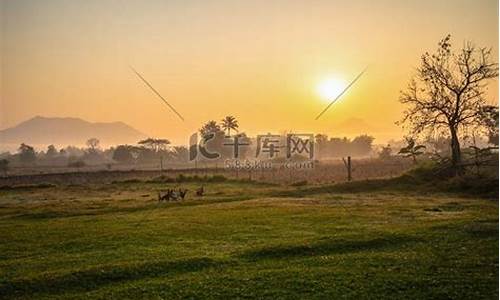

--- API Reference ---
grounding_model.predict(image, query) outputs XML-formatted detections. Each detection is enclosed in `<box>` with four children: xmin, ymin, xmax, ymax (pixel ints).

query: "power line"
<box><xmin>130</xmin><ymin>66</ymin><xmax>185</xmax><ymax>121</ymax></box>
<box><xmin>315</xmin><ymin>66</ymin><xmax>368</xmax><ymax>120</ymax></box>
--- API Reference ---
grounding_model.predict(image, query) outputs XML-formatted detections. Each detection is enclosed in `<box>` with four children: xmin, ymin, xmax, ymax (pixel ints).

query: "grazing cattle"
<box><xmin>158</xmin><ymin>190</ymin><xmax>171</xmax><ymax>202</ymax></box>
<box><xmin>158</xmin><ymin>188</ymin><xmax>188</xmax><ymax>202</ymax></box>
<box><xmin>196</xmin><ymin>186</ymin><xmax>204</xmax><ymax>196</ymax></box>
<box><xmin>179</xmin><ymin>188</ymin><xmax>188</xmax><ymax>200</ymax></box>
<box><xmin>170</xmin><ymin>190</ymin><xmax>180</xmax><ymax>200</ymax></box>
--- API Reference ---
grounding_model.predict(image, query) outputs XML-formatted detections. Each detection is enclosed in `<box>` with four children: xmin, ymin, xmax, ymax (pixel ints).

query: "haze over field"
<box><xmin>1</xmin><ymin>0</ymin><xmax>498</xmax><ymax>145</ymax></box>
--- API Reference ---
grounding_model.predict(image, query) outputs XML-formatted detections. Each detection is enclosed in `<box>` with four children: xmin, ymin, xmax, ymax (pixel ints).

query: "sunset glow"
<box><xmin>317</xmin><ymin>77</ymin><xmax>348</xmax><ymax>102</ymax></box>
<box><xmin>1</xmin><ymin>0</ymin><xmax>498</xmax><ymax>146</ymax></box>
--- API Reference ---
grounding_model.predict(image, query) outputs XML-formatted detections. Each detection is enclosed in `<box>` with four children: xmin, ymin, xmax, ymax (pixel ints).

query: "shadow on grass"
<box><xmin>239</xmin><ymin>235</ymin><xmax>420</xmax><ymax>261</ymax></box>
<box><xmin>0</xmin><ymin>257</ymin><xmax>223</xmax><ymax>298</ymax></box>
<box><xmin>430</xmin><ymin>221</ymin><xmax>499</xmax><ymax>240</ymax></box>
<box><xmin>270</xmin><ymin>179</ymin><xmax>407</xmax><ymax>199</ymax></box>
<box><xmin>272</xmin><ymin>173</ymin><xmax>498</xmax><ymax>199</ymax></box>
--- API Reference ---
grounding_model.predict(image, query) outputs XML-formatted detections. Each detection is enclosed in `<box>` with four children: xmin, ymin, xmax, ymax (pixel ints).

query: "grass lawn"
<box><xmin>0</xmin><ymin>180</ymin><xmax>497</xmax><ymax>299</ymax></box>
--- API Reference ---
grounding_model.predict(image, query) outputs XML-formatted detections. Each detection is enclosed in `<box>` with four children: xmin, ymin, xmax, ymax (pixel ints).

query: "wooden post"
<box><xmin>342</xmin><ymin>156</ymin><xmax>352</xmax><ymax>182</ymax></box>
<box><xmin>347</xmin><ymin>156</ymin><xmax>352</xmax><ymax>181</ymax></box>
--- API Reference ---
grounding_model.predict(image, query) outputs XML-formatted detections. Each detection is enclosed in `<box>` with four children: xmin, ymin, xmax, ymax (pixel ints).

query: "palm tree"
<box><xmin>199</xmin><ymin>120</ymin><xmax>222</xmax><ymax>138</ymax></box>
<box><xmin>221</xmin><ymin>116</ymin><xmax>239</xmax><ymax>136</ymax></box>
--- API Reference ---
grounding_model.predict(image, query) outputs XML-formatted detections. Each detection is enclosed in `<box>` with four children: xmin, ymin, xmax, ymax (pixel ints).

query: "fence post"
<box><xmin>342</xmin><ymin>156</ymin><xmax>352</xmax><ymax>182</ymax></box>
<box><xmin>347</xmin><ymin>156</ymin><xmax>352</xmax><ymax>181</ymax></box>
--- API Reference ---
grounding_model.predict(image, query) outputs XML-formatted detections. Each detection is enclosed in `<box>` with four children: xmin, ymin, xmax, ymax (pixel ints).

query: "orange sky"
<box><xmin>1</xmin><ymin>0</ymin><xmax>498</xmax><ymax>146</ymax></box>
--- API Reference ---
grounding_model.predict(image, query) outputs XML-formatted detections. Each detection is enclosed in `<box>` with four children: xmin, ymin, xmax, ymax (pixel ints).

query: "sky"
<box><xmin>1</xmin><ymin>0</ymin><xmax>498</xmax><ymax>146</ymax></box>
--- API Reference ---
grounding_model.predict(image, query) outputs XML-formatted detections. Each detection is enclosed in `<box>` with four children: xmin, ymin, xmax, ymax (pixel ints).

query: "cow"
<box><xmin>195</xmin><ymin>186</ymin><xmax>204</xmax><ymax>197</ymax></box>
<box><xmin>158</xmin><ymin>188</ymin><xmax>189</xmax><ymax>202</ymax></box>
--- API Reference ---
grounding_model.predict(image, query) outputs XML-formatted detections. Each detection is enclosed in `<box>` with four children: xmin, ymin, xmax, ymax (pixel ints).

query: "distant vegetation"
<box><xmin>0</xmin><ymin>116</ymin><xmax>382</xmax><ymax>172</ymax></box>
<box><xmin>0</xmin><ymin>110</ymin><xmax>497</xmax><ymax>186</ymax></box>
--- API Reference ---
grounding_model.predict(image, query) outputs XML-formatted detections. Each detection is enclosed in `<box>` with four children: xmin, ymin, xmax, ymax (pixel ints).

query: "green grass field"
<box><xmin>0</xmin><ymin>179</ymin><xmax>497</xmax><ymax>299</ymax></box>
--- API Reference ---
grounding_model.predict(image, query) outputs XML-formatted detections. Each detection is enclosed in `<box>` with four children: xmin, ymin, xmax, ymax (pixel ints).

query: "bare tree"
<box><xmin>399</xmin><ymin>35</ymin><xmax>498</xmax><ymax>172</ymax></box>
<box><xmin>86</xmin><ymin>138</ymin><xmax>100</xmax><ymax>151</ymax></box>
<box><xmin>153</xmin><ymin>139</ymin><xmax>170</xmax><ymax>152</ymax></box>
<box><xmin>138</xmin><ymin>138</ymin><xmax>170</xmax><ymax>152</ymax></box>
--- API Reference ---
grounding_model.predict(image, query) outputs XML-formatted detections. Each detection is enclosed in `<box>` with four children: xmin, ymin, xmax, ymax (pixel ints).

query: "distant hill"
<box><xmin>0</xmin><ymin>116</ymin><xmax>147</xmax><ymax>150</ymax></box>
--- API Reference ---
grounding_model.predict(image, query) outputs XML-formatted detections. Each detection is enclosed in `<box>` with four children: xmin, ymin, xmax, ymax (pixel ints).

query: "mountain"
<box><xmin>0</xmin><ymin>116</ymin><xmax>147</xmax><ymax>149</ymax></box>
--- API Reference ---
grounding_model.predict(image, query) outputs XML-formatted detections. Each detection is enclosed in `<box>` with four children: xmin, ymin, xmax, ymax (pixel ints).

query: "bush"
<box><xmin>111</xmin><ymin>179</ymin><xmax>143</xmax><ymax>184</ymax></box>
<box><xmin>290</xmin><ymin>180</ymin><xmax>308</xmax><ymax>186</ymax></box>
<box><xmin>0</xmin><ymin>183</ymin><xmax>56</xmax><ymax>190</ymax></box>
<box><xmin>68</xmin><ymin>160</ymin><xmax>86</xmax><ymax>168</ymax></box>
<box><xmin>147</xmin><ymin>175</ymin><xmax>176</xmax><ymax>183</ymax></box>
<box><xmin>175</xmin><ymin>174</ymin><xmax>227</xmax><ymax>183</ymax></box>
<box><xmin>0</xmin><ymin>159</ymin><xmax>9</xmax><ymax>174</ymax></box>
<box><xmin>206</xmin><ymin>175</ymin><xmax>227</xmax><ymax>182</ymax></box>
<box><xmin>176</xmin><ymin>174</ymin><xmax>189</xmax><ymax>182</ymax></box>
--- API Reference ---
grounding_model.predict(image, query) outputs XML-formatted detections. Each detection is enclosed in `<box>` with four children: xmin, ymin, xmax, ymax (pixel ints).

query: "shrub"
<box><xmin>68</xmin><ymin>160</ymin><xmax>86</xmax><ymax>168</ymax></box>
<box><xmin>290</xmin><ymin>180</ymin><xmax>308</xmax><ymax>186</ymax></box>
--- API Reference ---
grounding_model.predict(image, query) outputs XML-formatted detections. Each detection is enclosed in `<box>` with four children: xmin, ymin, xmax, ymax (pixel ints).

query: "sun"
<box><xmin>317</xmin><ymin>77</ymin><xmax>348</xmax><ymax>102</ymax></box>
